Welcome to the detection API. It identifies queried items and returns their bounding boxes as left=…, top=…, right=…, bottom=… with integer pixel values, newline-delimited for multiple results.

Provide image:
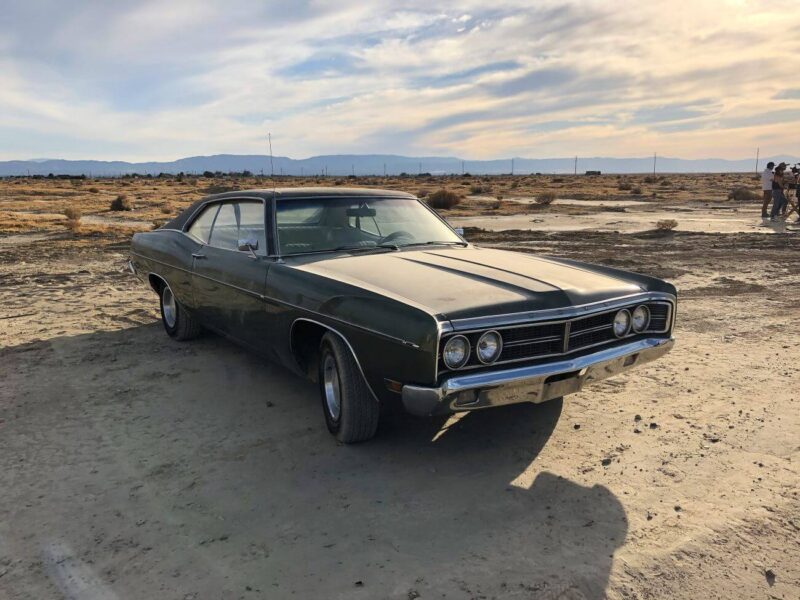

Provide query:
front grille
left=439, top=300, right=672, bottom=373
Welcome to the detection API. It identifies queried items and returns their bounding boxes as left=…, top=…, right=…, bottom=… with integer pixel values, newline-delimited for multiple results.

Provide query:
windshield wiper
left=331, top=243, right=399, bottom=252
left=397, top=240, right=468, bottom=248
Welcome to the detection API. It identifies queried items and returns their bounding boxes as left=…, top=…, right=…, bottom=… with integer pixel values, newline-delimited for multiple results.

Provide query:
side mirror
left=238, top=237, right=259, bottom=252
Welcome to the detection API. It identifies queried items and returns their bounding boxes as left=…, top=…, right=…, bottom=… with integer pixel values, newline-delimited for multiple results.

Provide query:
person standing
left=770, top=162, right=788, bottom=221
left=761, top=161, right=774, bottom=218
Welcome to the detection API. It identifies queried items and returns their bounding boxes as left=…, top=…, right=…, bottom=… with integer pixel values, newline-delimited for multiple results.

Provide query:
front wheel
left=318, top=332, right=380, bottom=443
left=159, top=282, right=202, bottom=341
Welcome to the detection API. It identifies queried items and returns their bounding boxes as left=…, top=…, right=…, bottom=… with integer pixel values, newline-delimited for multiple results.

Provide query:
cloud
left=1, top=0, right=800, bottom=160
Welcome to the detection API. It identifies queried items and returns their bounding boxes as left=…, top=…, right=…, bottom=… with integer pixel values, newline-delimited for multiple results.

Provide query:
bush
left=618, top=180, right=633, bottom=191
left=88, top=187, right=99, bottom=193
left=63, top=205, right=82, bottom=221
left=727, top=187, right=759, bottom=202
left=535, top=191, right=557, bottom=204
left=631, top=187, right=643, bottom=195
left=643, top=175, right=658, bottom=184
left=426, top=189, right=462, bottom=209
left=160, top=202, right=174, bottom=214
left=469, top=184, right=491, bottom=195
left=110, top=194, right=133, bottom=211
left=656, top=219, right=678, bottom=231
left=417, top=189, right=429, bottom=198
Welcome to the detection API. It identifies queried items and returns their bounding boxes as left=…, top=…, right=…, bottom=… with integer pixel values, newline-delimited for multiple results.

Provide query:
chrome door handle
left=192, top=253, right=206, bottom=259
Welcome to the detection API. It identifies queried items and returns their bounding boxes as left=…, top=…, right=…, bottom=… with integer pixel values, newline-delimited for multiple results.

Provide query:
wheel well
left=290, top=320, right=329, bottom=380
left=148, top=273, right=166, bottom=294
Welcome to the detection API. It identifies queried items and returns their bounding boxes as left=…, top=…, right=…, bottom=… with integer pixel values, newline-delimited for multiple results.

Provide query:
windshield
left=275, top=196, right=463, bottom=255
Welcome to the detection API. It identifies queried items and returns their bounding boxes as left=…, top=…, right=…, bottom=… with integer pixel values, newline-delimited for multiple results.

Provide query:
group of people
left=761, top=161, right=800, bottom=222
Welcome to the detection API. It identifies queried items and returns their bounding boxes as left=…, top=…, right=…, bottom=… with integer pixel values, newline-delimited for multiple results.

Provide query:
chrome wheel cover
left=323, top=353, right=341, bottom=421
left=162, top=286, right=177, bottom=329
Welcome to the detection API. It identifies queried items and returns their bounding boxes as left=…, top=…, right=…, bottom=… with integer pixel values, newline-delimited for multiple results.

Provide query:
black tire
left=159, top=281, right=202, bottom=341
left=318, top=332, right=380, bottom=443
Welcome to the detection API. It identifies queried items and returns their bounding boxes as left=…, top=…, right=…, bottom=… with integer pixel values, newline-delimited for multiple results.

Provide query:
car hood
left=291, top=246, right=645, bottom=321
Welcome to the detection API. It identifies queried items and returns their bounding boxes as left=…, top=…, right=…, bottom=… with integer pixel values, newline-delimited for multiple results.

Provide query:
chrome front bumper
left=401, top=337, right=674, bottom=416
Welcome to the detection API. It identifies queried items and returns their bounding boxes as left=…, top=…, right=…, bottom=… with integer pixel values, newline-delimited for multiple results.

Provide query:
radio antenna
left=268, top=132, right=275, bottom=178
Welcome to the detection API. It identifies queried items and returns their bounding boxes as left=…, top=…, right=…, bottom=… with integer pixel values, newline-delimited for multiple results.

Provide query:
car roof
left=162, top=187, right=416, bottom=231
left=207, top=187, right=415, bottom=201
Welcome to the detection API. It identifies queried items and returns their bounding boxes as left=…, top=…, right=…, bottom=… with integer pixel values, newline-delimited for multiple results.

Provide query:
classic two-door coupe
left=129, top=188, right=676, bottom=442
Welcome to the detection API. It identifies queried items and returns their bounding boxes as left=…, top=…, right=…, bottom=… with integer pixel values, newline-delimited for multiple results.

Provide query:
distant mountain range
left=1, top=153, right=798, bottom=176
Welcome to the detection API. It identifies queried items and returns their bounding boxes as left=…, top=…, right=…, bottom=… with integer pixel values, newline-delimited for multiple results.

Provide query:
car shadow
left=2, top=324, right=627, bottom=600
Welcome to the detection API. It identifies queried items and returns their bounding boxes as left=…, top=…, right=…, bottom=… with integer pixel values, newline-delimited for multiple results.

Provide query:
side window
left=208, top=203, right=238, bottom=250
left=238, top=202, right=266, bottom=254
left=187, top=204, right=219, bottom=244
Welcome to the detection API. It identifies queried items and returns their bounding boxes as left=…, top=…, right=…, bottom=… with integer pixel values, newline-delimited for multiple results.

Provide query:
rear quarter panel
left=131, top=230, right=201, bottom=307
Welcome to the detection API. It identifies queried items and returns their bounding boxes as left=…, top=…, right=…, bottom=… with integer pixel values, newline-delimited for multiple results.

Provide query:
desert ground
left=1, top=173, right=798, bottom=599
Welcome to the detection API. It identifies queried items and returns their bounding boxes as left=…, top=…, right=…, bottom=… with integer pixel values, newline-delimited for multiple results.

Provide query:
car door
left=190, top=199, right=272, bottom=351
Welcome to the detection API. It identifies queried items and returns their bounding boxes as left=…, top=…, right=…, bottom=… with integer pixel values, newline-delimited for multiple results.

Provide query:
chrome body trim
left=447, top=292, right=676, bottom=331
left=130, top=251, right=422, bottom=349
left=402, top=337, right=674, bottom=416
left=438, top=300, right=673, bottom=374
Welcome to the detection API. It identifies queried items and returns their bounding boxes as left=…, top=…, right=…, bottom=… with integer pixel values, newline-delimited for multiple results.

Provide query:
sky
left=2, top=0, right=800, bottom=162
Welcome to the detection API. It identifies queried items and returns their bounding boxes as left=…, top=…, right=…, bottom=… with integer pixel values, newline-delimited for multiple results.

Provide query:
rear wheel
left=318, top=332, right=380, bottom=443
left=159, top=282, right=202, bottom=341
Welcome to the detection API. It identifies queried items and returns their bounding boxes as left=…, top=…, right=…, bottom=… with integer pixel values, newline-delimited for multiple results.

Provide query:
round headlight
left=631, top=305, right=650, bottom=332
left=443, top=335, right=470, bottom=369
left=613, top=309, right=631, bottom=338
left=476, top=330, right=503, bottom=364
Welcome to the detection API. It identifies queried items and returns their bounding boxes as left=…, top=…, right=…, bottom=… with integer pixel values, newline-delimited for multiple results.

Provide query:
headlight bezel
left=631, top=304, right=650, bottom=333
left=612, top=309, right=632, bottom=338
left=442, top=334, right=470, bottom=369
left=476, top=330, right=503, bottom=364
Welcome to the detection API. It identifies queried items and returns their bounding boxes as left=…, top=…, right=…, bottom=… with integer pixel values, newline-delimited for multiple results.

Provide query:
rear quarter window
left=186, top=204, right=219, bottom=244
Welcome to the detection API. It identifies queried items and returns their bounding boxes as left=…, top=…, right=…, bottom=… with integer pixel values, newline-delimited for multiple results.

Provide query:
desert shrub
left=160, top=202, right=174, bottom=214
left=643, top=175, right=658, bottom=184
left=552, top=177, right=564, bottom=183
left=487, top=199, right=502, bottom=210
left=63, top=205, right=82, bottom=221
left=110, top=194, right=133, bottom=211
left=510, top=180, right=519, bottom=189
left=88, top=187, right=100, bottom=193
left=618, top=180, right=633, bottom=191
left=727, top=187, right=759, bottom=202
left=630, top=187, right=643, bottom=195
left=426, top=189, right=462, bottom=209
left=656, top=219, right=678, bottom=231
left=333, top=179, right=345, bottom=186
left=496, top=194, right=504, bottom=201
left=469, top=184, right=491, bottom=195
left=63, top=205, right=82, bottom=232
left=535, top=191, right=557, bottom=205
left=417, top=189, right=429, bottom=198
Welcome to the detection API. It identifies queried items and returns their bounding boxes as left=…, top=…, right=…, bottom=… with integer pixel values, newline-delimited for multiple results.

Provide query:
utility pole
left=461, top=160, right=464, bottom=174
left=419, top=162, right=422, bottom=175
left=351, top=164, right=355, bottom=177
left=511, top=158, right=514, bottom=175
left=300, top=167, right=304, bottom=177
left=574, top=156, right=577, bottom=175
left=383, top=163, right=386, bottom=177
left=653, top=152, right=657, bottom=176
left=754, top=147, right=760, bottom=173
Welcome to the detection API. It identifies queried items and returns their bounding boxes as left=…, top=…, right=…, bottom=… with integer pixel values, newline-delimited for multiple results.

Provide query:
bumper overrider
left=402, top=337, right=674, bottom=416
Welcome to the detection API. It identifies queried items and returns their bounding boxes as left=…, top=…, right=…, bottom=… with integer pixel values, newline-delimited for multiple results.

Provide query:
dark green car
left=130, top=188, right=676, bottom=443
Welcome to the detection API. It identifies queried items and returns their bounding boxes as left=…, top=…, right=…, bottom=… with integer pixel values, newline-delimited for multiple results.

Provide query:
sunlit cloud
left=1, top=0, right=799, bottom=160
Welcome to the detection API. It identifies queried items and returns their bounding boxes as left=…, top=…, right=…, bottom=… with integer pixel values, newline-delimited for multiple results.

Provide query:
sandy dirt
left=1, top=175, right=799, bottom=599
